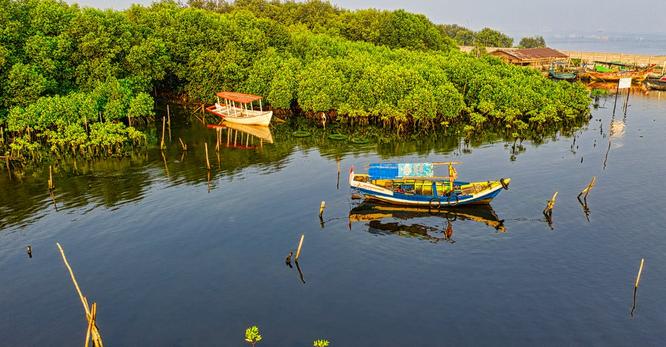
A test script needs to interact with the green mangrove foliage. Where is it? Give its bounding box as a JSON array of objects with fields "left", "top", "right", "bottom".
[{"left": 1, "top": 0, "right": 590, "bottom": 160}]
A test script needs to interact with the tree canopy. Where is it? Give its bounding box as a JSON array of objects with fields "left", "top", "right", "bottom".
[
  {"left": 0, "top": 0, "right": 590, "bottom": 159},
  {"left": 519, "top": 36, "right": 547, "bottom": 48}
]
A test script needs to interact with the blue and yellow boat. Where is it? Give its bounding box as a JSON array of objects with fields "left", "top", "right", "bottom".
[{"left": 349, "top": 162, "right": 510, "bottom": 207}]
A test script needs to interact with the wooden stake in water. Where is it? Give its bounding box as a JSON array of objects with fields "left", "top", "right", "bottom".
[
  {"left": 160, "top": 116, "right": 166, "bottom": 150},
  {"left": 635, "top": 258, "right": 645, "bottom": 289},
  {"left": 48, "top": 165, "right": 54, "bottom": 191},
  {"left": 295, "top": 234, "right": 305, "bottom": 261},
  {"left": 319, "top": 201, "right": 326, "bottom": 219},
  {"left": 204, "top": 142, "right": 211, "bottom": 171},
  {"left": 56, "top": 243, "right": 104, "bottom": 347},
  {"left": 543, "top": 192, "right": 558, "bottom": 217},
  {"left": 578, "top": 176, "right": 597, "bottom": 201},
  {"left": 178, "top": 137, "right": 188, "bottom": 151},
  {"left": 631, "top": 258, "right": 646, "bottom": 317},
  {"left": 167, "top": 104, "right": 172, "bottom": 142}
]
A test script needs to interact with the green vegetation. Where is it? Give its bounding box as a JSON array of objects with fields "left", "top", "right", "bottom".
[
  {"left": 519, "top": 36, "right": 547, "bottom": 48},
  {"left": 314, "top": 339, "right": 331, "bottom": 347},
  {"left": 0, "top": 0, "right": 590, "bottom": 162},
  {"left": 244, "top": 326, "right": 262, "bottom": 346}
]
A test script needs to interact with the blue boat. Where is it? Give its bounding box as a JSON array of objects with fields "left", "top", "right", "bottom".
[{"left": 349, "top": 162, "right": 510, "bottom": 207}]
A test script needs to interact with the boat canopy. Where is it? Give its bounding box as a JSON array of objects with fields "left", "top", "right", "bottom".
[
  {"left": 216, "top": 91, "right": 263, "bottom": 104},
  {"left": 369, "top": 163, "right": 434, "bottom": 180}
]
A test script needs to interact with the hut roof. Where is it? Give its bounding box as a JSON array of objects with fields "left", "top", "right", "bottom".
[
  {"left": 493, "top": 47, "right": 568, "bottom": 60},
  {"left": 216, "top": 91, "right": 263, "bottom": 103}
]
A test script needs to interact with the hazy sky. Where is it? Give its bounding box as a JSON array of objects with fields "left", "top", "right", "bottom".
[{"left": 70, "top": 0, "right": 666, "bottom": 35}]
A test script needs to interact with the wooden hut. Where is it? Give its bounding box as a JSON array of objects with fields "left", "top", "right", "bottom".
[{"left": 490, "top": 47, "right": 568, "bottom": 68}]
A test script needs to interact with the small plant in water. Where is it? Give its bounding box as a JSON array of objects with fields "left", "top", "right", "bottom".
[
  {"left": 314, "top": 339, "right": 330, "bottom": 347},
  {"left": 245, "top": 326, "right": 262, "bottom": 346}
]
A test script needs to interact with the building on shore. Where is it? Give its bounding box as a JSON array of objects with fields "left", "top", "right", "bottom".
[{"left": 489, "top": 47, "right": 568, "bottom": 68}]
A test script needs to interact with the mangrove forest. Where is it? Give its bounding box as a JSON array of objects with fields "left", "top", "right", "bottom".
[{"left": 0, "top": 0, "right": 591, "bottom": 161}]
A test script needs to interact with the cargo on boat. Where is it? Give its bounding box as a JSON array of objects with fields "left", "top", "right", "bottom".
[
  {"left": 349, "top": 162, "right": 510, "bottom": 207},
  {"left": 206, "top": 91, "right": 273, "bottom": 126}
]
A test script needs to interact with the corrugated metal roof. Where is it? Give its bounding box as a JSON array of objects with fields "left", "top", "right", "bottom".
[{"left": 493, "top": 47, "right": 568, "bottom": 60}]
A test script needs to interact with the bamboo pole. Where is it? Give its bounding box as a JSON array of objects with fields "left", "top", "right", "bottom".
[
  {"left": 543, "top": 192, "right": 558, "bottom": 217},
  {"left": 295, "top": 234, "right": 304, "bottom": 261},
  {"left": 167, "top": 104, "right": 172, "bottom": 142},
  {"left": 204, "top": 142, "right": 211, "bottom": 171},
  {"left": 48, "top": 165, "right": 54, "bottom": 190},
  {"left": 84, "top": 303, "right": 96, "bottom": 347},
  {"left": 635, "top": 258, "right": 645, "bottom": 288},
  {"left": 160, "top": 116, "right": 166, "bottom": 150},
  {"left": 56, "top": 243, "right": 103, "bottom": 346},
  {"left": 578, "top": 176, "right": 597, "bottom": 200},
  {"left": 319, "top": 201, "right": 326, "bottom": 219}
]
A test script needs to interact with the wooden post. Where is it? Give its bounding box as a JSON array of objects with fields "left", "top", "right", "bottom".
[
  {"left": 578, "top": 176, "right": 597, "bottom": 201},
  {"left": 167, "top": 104, "right": 172, "bottom": 142},
  {"left": 635, "top": 258, "right": 645, "bottom": 289},
  {"left": 612, "top": 82, "right": 620, "bottom": 116},
  {"left": 543, "top": 191, "right": 558, "bottom": 217},
  {"left": 56, "top": 243, "right": 104, "bottom": 346},
  {"left": 204, "top": 142, "right": 211, "bottom": 171},
  {"left": 48, "top": 165, "right": 54, "bottom": 190},
  {"left": 319, "top": 201, "right": 326, "bottom": 219},
  {"left": 295, "top": 234, "right": 305, "bottom": 261},
  {"left": 160, "top": 116, "right": 166, "bottom": 150}
]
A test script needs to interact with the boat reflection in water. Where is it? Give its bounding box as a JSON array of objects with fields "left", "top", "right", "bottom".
[
  {"left": 348, "top": 203, "right": 505, "bottom": 243},
  {"left": 207, "top": 121, "right": 274, "bottom": 149}
]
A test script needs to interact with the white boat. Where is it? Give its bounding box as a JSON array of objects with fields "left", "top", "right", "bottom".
[{"left": 206, "top": 91, "right": 273, "bottom": 126}]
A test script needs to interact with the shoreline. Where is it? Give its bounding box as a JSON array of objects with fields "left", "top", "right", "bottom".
[{"left": 460, "top": 46, "right": 666, "bottom": 67}]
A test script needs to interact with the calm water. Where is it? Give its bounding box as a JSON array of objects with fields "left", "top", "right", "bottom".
[
  {"left": 1, "top": 90, "right": 666, "bottom": 346},
  {"left": 547, "top": 33, "right": 666, "bottom": 55}
]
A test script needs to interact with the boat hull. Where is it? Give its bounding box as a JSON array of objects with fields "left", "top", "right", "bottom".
[
  {"left": 645, "top": 79, "right": 666, "bottom": 91},
  {"left": 349, "top": 170, "right": 509, "bottom": 207},
  {"left": 587, "top": 70, "right": 650, "bottom": 83},
  {"left": 206, "top": 105, "right": 273, "bottom": 126}
]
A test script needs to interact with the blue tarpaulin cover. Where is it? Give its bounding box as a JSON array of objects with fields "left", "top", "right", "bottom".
[{"left": 369, "top": 163, "right": 433, "bottom": 179}]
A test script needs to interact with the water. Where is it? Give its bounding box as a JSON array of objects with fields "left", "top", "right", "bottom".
[
  {"left": 546, "top": 33, "right": 666, "bottom": 56},
  {"left": 1, "top": 91, "right": 666, "bottom": 346}
]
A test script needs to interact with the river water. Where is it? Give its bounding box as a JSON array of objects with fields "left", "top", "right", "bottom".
[{"left": 1, "top": 89, "right": 665, "bottom": 346}]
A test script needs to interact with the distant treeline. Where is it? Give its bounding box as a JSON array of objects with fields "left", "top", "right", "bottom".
[{"left": 0, "top": 0, "right": 587, "bottom": 160}]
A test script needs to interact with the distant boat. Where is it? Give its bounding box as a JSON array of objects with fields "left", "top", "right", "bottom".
[
  {"left": 587, "top": 69, "right": 652, "bottom": 83},
  {"left": 349, "top": 162, "right": 510, "bottom": 207},
  {"left": 206, "top": 91, "right": 273, "bottom": 126},
  {"left": 585, "top": 62, "right": 653, "bottom": 83},
  {"left": 549, "top": 67, "right": 577, "bottom": 81},
  {"left": 645, "top": 76, "right": 666, "bottom": 91}
]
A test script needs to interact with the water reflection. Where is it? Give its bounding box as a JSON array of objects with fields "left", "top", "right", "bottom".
[
  {"left": 0, "top": 100, "right": 595, "bottom": 231},
  {"left": 349, "top": 203, "right": 505, "bottom": 243}
]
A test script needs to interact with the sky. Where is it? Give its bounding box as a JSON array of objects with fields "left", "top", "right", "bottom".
[{"left": 69, "top": 0, "right": 666, "bottom": 36}]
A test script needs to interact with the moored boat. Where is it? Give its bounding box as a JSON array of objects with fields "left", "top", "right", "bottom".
[
  {"left": 587, "top": 68, "right": 652, "bottom": 83},
  {"left": 206, "top": 91, "right": 273, "bottom": 126},
  {"left": 549, "top": 63, "right": 577, "bottom": 81},
  {"left": 645, "top": 76, "right": 666, "bottom": 91},
  {"left": 349, "top": 162, "right": 510, "bottom": 207}
]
